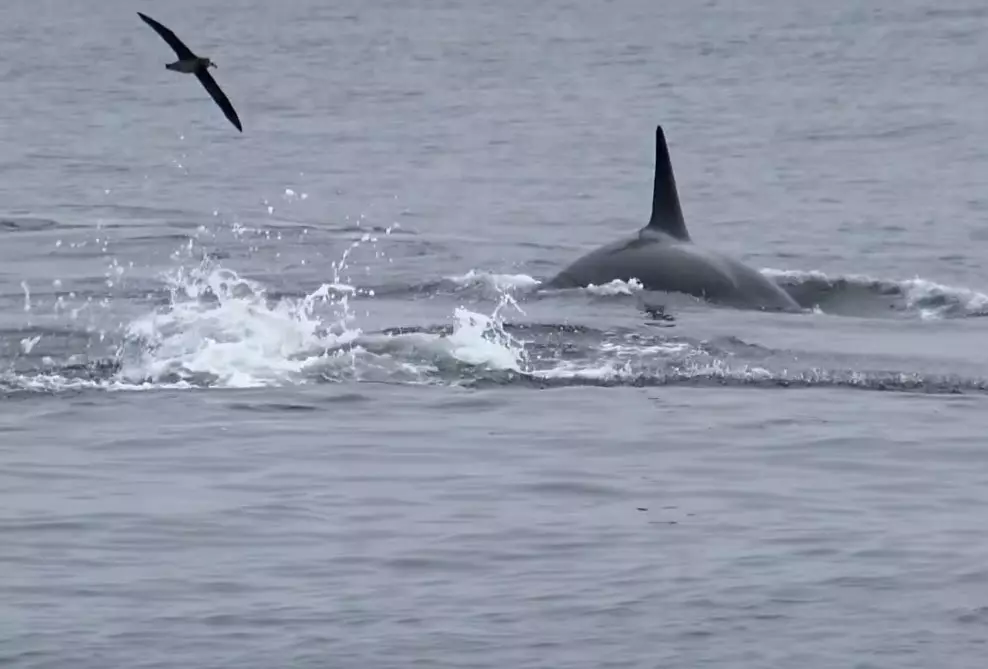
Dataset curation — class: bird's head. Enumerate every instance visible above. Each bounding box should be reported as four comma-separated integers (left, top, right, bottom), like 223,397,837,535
202,57,217,69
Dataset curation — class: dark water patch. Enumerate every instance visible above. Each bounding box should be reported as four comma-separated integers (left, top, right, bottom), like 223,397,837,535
227,401,321,413
0,217,61,232
226,393,370,412
470,369,988,396
773,271,988,319
54,203,201,221
514,479,626,499
700,336,775,358
956,606,988,624
0,518,95,533
923,7,988,20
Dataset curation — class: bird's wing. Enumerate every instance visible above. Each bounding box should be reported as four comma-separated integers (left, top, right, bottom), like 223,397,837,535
196,69,243,132
137,12,197,61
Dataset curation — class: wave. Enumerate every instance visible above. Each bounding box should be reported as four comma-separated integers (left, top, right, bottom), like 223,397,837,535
3,223,988,397
302,263,988,321
763,268,988,319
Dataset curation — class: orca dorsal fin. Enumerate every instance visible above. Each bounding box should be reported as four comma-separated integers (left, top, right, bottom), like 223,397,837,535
647,125,690,241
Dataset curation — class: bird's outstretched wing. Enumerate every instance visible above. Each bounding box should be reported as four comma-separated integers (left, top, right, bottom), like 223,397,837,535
196,69,243,132
137,12,196,61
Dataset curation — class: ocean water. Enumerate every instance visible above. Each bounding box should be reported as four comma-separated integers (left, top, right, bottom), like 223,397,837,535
3,0,988,666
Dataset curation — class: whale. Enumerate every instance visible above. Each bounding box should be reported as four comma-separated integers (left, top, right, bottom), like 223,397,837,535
545,125,801,313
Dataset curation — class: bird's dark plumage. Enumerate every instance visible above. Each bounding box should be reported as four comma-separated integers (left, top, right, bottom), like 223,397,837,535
137,12,195,61
196,69,243,132
137,12,243,133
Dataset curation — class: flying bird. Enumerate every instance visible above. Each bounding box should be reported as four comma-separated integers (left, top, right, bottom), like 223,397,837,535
137,12,243,132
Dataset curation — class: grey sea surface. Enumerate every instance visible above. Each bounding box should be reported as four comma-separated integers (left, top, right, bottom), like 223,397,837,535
3,0,988,667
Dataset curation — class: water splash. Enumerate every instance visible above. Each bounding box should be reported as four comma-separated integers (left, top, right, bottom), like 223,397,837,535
103,227,532,390
116,255,359,388
584,278,644,296
444,270,541,295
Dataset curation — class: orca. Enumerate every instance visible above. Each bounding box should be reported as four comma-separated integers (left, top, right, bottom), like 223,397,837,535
545,125,801,313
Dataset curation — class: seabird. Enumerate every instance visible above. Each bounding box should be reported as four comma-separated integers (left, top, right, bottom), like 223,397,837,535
137,12,243,132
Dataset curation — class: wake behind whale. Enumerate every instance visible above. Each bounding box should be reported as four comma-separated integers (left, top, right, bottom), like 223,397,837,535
546,125,801,313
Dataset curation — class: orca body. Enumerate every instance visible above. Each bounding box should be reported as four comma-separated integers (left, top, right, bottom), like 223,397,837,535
546,126,800,313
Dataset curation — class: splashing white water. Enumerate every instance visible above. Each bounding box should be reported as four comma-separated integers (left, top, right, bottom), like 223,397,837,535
20,280,31,312
106,240,532,390
584,278,644,296
445,306,527,371
445,270,541,295
117,258,358,388
20,335,42,354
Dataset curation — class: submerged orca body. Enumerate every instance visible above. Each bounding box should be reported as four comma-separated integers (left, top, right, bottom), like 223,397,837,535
546,126,800,313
